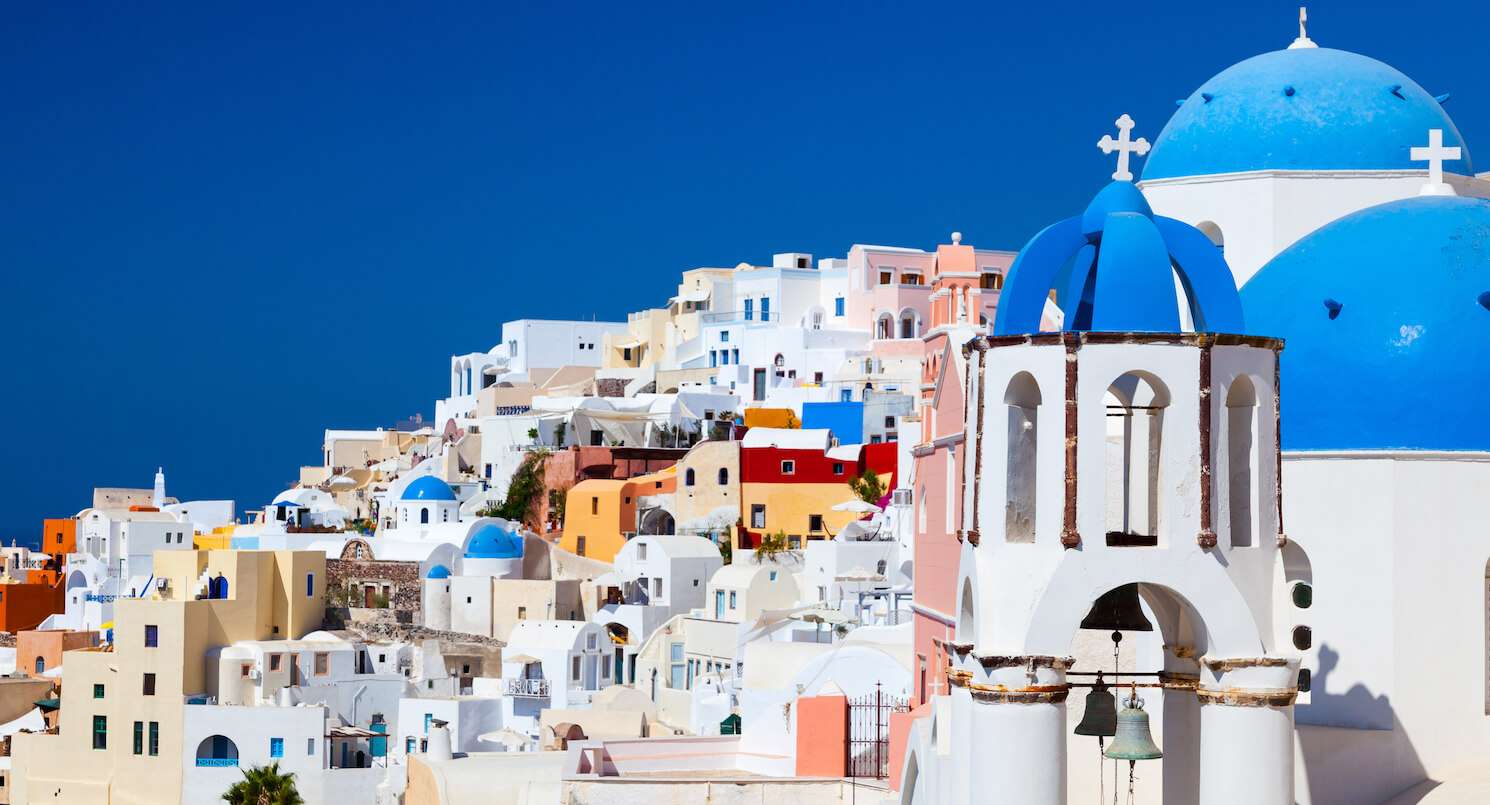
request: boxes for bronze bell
[1104,685,1163,761]
[1079,584,1154,633]
[1074,673,1117,738]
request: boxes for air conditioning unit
[892,488,913,507]
[157,578,171,591]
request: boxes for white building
[498,620,611,737]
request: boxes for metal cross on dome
[1097,114,1150,182]
[1411,128,1460,197]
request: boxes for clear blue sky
[4,1,1485,542]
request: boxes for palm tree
[222,763,303,805]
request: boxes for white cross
[1097,115,1150,182]
[1411,128,1460,196]
[928,675,944,697]
[1289,6,1318,49]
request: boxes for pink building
[908,237,1023,705]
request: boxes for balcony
[505,678,551,698]
[195,758,239,768]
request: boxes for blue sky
[3,1,1486,541]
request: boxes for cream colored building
[672,440,740,541]
[13,549,328,805]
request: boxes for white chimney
[153,467,166,509]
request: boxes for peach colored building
[17,629,99,678]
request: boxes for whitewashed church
[901,13,1490,805]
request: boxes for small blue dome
[993,181,1244,335]
[1242,195,1490,451]
[464,523,524,559]
[401,476,456,502]
[1145,48,1470,180]
[426,564,451,579]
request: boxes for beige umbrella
[478,728,535,747]
[832,499,880,514]
[504,654,542,664]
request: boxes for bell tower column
[1196,657,1300,805]
[953,654,1070,804]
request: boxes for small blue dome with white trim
[992,181,1244,335]
[464,523,524,559]
[426,564,451,579]
[401,476,456,501]
[1242,195,1490,451]
[1144,48,1470,180]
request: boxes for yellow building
[13,549,325,805]
[673,440,740,542]
[559,468,678,563]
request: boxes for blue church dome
[1241,196,1490,451]
[401,476,456,501]
[1144,48,1470,181]
[426,564,452,579]
[464,522,524,559]
[993,181,1244,335]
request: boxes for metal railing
[504,678,550,697]
[195,757,239,767]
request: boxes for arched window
[1003,372,1041,543]
[685,468,696,487]
[1104,372,1169,546]
[195,735,240,766]
[420,508,430,525]
[899,312,917,339]
[1197,221,1225,251]
[1226,376,1259,547]
[34,656,44,674]
[773,354,785,368]
[717,468,728,485]
[956,580,974,643]
[876,314,894,340]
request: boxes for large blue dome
[1242,196,1490,451]
[464,522,524,559]
[401,476,456,501]
[1144,48,1471,181]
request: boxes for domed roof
[992,181,1244,335]
[1144,48,1471,181]
[426,564,452,579]
[1241,195,1490,451]
[464,522,524,559]
[400,476,456,502]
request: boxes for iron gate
[847,683,909,779]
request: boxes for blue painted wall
[802,402,864,444]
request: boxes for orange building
[559,467,678,562]
[17,629,98,677]
[0,574,65,633]
[40,519,77,556]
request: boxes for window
[884,416,896,428]
[270,738,284,758]
[654,578,663,598]
[781,460,795,475]
[840,389,853,402]
[241,663,252,678]
[591,497,599,515]
[638,542,649,560]
[684,469,695,487]
[587,633,597,650]
[720,330,730,343]
[623,347,632,361]
[144,625,158,648]
[710,350,718,368]
[731,348,739,364]
[424,713,434,734]
[517,606,527,620]
[572,655,581,681]
[33,657,44,674]
[809,514,824,532]
[269,654,282,671]
[769,570,779,581]
[744,300,753,321]
[835,297,845,316]
[406,737,416,754]
[92,715,107,750]
[832,462,844,475]
[314,652,329,676]
[750,504,766,529]
[307,738,315,756]
[879,270,893,285]
[133,721,143,755]
[149,721,159,756]
[306,573,315,597]
[760,297,770,320]
[728,591,737,609]
[93,683,104,699]
[980,271,1004,290]
[143,673,156,696]
[576,536,587,556]
[901,273,923,286]
[718,467,729,485]
[669,642,685,688]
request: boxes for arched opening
[209,574,229,600]
[898,309,919,339]
[1003,372,1041,543]
[1225,376,1259,547]
[876,314,894,340]
[685,468,696,487]
[639,508,675,536]
[420,508,430,525]
[773,354,785,369]
[33,656,44,674]
[717,467,729,485]
[1104,372,1170,546]
[195,735,240,767]
[956,579,975,642]
[464,364,473,395]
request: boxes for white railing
[504,678,550,697]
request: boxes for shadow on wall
[1296,643,1428,805]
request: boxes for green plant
[753,530,794,563]
[343,518,375,536]
[491,450,549,529]
[222,762,303,805]
[718,534,733,565]
[849,468,887,506]
[372,592,390,609]
[527,427,540,442]
[325,583,356,608]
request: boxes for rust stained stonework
[327,558,422,614]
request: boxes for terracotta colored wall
[794,693,848,777]
[17,630,98,678]
[886,704,928,792]
[40,519,76,555]
[0,581,64,633]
